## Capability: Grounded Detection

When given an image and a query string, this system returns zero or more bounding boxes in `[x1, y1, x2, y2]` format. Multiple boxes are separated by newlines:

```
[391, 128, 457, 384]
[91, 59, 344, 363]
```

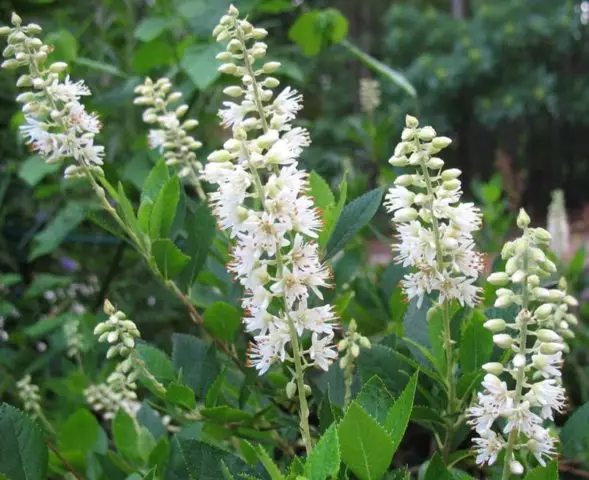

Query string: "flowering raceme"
[0, 13, 104, 178]
[205, 5, 337, 378]
[468, 209, 577, 477]
[386, 115, 484, 308]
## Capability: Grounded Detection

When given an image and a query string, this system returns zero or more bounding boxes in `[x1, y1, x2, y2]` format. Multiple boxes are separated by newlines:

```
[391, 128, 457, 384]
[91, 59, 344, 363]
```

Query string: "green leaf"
[181, 43, 222, 90]
[320, 176, 347, 248]
[356, 376, 395, 426]
[152, 239, 190, 279]
[46, 29, 78, 61]
[135, 17, 177, 42]
[358, 344, 416, 396]
[288, 11, 323, 57]
[149, 177, 181, 239]
[138, 404, 167, 440]
[172, 334, 220, 398]
[338, 402, 394, 480]
[23, 314, 68, 338]
[323, 8, 349, 43]
[0, 274, 21, 288]
[116, 182, 144, 246]
[203, 302, 241, 343]
[305, 424, 340, 480]
[58, 408, 100, 459]
[200, 406, 252, 423]
[73, 57, 128, 78]
[18, 156, 60, 187]
[113, 410, 140, 464]
[142, 159, 170, 203]
[561, 401, 589, 458]
[166, 437, 253, 480]
[166, 383, 197, 410]
[178, 203, 217, 289]
[148, 437, 169, 477]
[132, 38, 174, 73]
[309, 171, 335, 210]
[324, 187, 384, 260]
[424, 453, 451, 480]
[30, 202, 88, 260]
[383, 371, 418, 456]
[87, 210, 126, 239]
[138, 427, 157, 463]
[567, 245, 586, 281]
[340, 39, 416, 97]
[460, 310, 493, 374]
[523, 461, 558, 480]
[255, 445, 285, 480]
[0, 403, 48, 480]
[136, 343, 175, 384]
[205, 369, 226, 408]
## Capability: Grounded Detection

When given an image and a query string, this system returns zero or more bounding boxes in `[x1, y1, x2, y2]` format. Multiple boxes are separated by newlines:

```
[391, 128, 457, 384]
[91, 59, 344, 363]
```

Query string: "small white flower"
[307, 333, 337, 371]
[472, 430, 505, 466]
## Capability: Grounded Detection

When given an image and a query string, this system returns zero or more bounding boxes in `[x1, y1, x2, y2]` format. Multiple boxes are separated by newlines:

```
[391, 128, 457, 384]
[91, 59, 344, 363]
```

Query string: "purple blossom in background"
[60, 256, 79, 272]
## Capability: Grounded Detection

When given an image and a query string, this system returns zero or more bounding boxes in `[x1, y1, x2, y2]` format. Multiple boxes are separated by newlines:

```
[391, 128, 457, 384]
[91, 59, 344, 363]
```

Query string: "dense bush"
[1, 2, 589, 480]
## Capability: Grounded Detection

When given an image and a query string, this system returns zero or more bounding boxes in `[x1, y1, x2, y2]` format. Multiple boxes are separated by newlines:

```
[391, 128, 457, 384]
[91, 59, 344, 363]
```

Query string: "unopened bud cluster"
[467, 209, 577, 474]
[1, 13, 104, 177]
[16, 374, 41, 417]
[84, 358, 140, 420]
[134, 77, 204, 185]
[338, 319, 371, 370]
[93, 299, 140, 359]
[385, 115, 484, 308]
[205, 6, 337, 375]
[63, 318, 83, 358]
[546, 189, 570, 261]
[85, 300, 141, 420]
[359, 78, 381, 115]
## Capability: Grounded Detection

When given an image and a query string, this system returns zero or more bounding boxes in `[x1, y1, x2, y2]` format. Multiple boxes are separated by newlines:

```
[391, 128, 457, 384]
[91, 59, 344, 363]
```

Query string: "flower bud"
[208, 150, 232, 163]
[418, 126, 436, 141]
[516, 208, 530, 228]
[11, 13, 22, 27]
[533, 227, 551, 243]
[511, 270, 525, 284]
[218, 63, 237, 74]
[359, 336, 371, 349]
[262, 61, 280, 73]
[431, 136, 452, 150]
[0, 26, 10, 36]
[400, 128, 414, 141]
[513, 353, 526, 368]
[482, 362, 504, 375]
[351, 343, 360, 358]
[564, 295, 578, 307]
[394, 174, 414, 187]
[484, 318, 506, 332]
[104, 299, 116, 315]
[426, 157, 444, 169]
[286, 381, 296, 399]
[509, 461, 523, 476]
[49, 61, 68, 73]
[389, 155, 409, 167]
[494, 294, 513, 308]
[536, 329, 562, 343]
[487, 272, 509, 286]
[539, 342, 564, 355]
[394, 207, 418, 223]
[442, 179, 460, 191]
[534, 304, 552, 319]
[493, 334, 513, 348]
[405, 114, 419, 128]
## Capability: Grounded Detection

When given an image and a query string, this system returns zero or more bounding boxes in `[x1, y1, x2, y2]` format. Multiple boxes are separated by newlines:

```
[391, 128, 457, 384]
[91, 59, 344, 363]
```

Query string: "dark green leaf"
[305, 424, 340, 480]
[149, 177, 181, 239]
[58, 408, 100, 459]
[136, 343, 175, 384]
[46, 29, 77, 61]
[255, 445, 285, 480]
[561, 401, 589, 459]
[18, 156, 60, 187]
[424, 453, 451, 480]
[181, 44, 223, 90]
[30, 202, 89, 260]
[384, 371, 418, 455]
[324, 187, 384, 260]
[0, 403, 48, 480]
[523, 461, 558, 480]
[203, 302, 241, 342]
[135, 17, 178, 42]
[460, 310, 493, 374]
[356, 375, 395, 425]
[142, 159, 170, 203]
[358, 344, 416, 396]
[172, 334, 220, 398]
[113, 409, 140, 464]
[338, 402, 394, 480]
[166, 383, 197, 410]
[152, 239, 190, 279]
[200, 406, 252, 423]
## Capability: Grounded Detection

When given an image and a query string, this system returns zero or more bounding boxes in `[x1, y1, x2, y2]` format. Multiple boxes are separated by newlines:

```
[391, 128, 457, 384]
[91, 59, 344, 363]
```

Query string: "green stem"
[501, 229, 530, 480]
[416, 143, 457, 459]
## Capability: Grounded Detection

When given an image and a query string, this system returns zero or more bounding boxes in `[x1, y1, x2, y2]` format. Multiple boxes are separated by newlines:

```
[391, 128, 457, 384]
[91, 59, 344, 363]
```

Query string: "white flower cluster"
[385, 115, 484, 308]
[205, 5, 337, 375]
[0, 13, 104, 178]
[547, 189, 570, 261]
[467, 209, 577, 475]
[134, 77, 205, 195]
[63, 318, 83, 358]
[359, 78, 381, 115]
[93, 299, 141, 358]
[85, 299, 141, 420]
[17, 374, 41, 417]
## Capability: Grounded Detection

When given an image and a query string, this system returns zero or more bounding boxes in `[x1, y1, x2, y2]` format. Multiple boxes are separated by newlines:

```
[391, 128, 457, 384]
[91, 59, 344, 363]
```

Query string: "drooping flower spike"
[0, 13, 104, 178]
[468, 209, 577, 476]
[385, 114, 484, 308]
